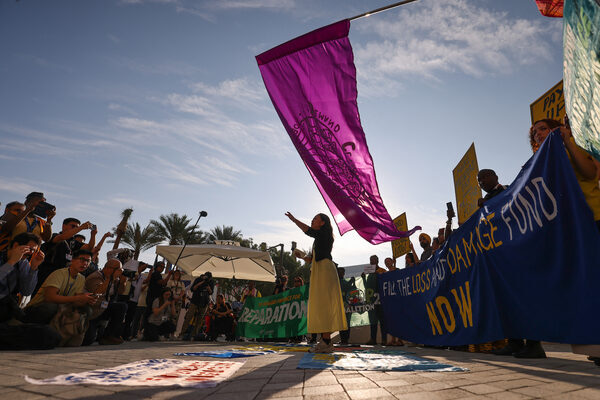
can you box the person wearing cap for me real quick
[418,233,433,261]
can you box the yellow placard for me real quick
[391,213,410,259]
[530,80,565,124]
[452,143,481,225]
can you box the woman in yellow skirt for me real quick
[286,212,348,353]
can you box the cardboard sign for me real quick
[530,80,565,124]
[452,143,481,225]
[391,213,410,259]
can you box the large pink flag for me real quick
[257,20,419,244]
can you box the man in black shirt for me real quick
[181,272,213,340]
[477,169,506,207]
[480,169,545,359]
[147,262,171,304]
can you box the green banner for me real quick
[340,274,381,327]
[235,285,308,338]
[564,0,600,161]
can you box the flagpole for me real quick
[349,0,419,21]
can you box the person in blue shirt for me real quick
[0,232,61,350]
[0,233,44,305]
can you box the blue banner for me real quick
[379,132,600,346]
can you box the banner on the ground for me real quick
[392,213,410,259]
[236,285,308,338]
[298,350,467,371]
[340,273,380,327]
[257,20,420,244]
[564,0,600,161]
[530,80,565,124]
[380,131,600,346]
[452,143,481,225]
[25,359,244,388]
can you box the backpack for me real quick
[49,304,91,347]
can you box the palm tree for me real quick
[113,222,163,260]
[209,225,243,243]
[150,213,207,245]
[112,208,134,249]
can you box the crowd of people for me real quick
[0,194,241,349]
[1,119,598,367]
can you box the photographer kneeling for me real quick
[181,272,213,340]
[24,249,96,346]
[210,294,234,341]
[144,287,176,341]
[83,259,128,346]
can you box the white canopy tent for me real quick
[155,244,276,282]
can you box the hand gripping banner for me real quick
[257,20,419,244]
[379,131,600,346]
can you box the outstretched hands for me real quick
[285,212,296,222]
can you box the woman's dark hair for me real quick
[158,287,172,306]
[317,213,334,242]
[530,119,561,152]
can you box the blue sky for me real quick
[0,0,563,268]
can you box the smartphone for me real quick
[446,202,455,218]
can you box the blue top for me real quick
[0,259,38,300]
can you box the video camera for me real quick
[32,201,55,220]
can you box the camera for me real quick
[89,224,97,231]
[32,201,55,219]
[122,269,136,279]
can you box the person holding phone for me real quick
[144,287,176,341]
[286,211,347,353]
[35,218,97,295]
[0,233,45,308]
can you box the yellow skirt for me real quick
[307,257,348,333]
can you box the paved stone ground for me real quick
[0,341,599,399]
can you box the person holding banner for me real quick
[286,212,347,353]
[494,119,600,359]
[384,257,403,346]
[530,119,600,228]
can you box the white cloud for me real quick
[0,177,73,200]
[107,34,121,44]
[212,0,295,10]
[354,0,560,96]
[107,56,202,76]
[15,54,73,73]
[192,78,268,105]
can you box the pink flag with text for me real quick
[256,20,419,244]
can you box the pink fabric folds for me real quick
[535,0,564,17]
[257,20,419,244]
